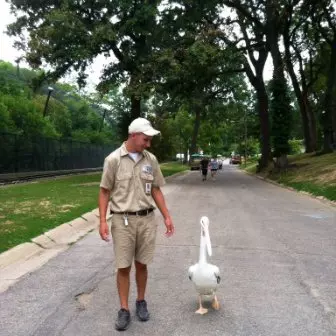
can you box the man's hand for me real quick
[164,216,175,237]
[99,221,110,242]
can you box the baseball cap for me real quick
[128,118,160,136]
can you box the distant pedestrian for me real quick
[98,117,174,331]
[200,156,210,181]
[209,158,219,180]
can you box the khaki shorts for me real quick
[110,212,158,269]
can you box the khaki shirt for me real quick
[100,143,165,212]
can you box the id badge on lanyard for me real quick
[142,164,153,195]
[145,182,152,195]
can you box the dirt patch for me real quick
[61,204,77,209]
[21,201,34,207]
[314,168,336,184]
[39,200,51,207]
[58,204,78,213]
[71,182,100,187]
[3,220,14,225]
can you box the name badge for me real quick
[145,183,152,195]
[142,165,153,174]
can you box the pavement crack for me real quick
[75,289,94,310]
[299,279,336,330]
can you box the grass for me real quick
[160,161,189,176]
[243,153,336,202]
[0,162,188,253]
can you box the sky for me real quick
[0,0,104,90]
[0,1,273,91]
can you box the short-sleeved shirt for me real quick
[100,143,165,212]
[200,158,209,170]
[209,160,218,170]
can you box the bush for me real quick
[289,139,304,154]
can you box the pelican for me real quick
[188,216,221,314]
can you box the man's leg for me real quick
[115,266,132,330]
[135,260,147,301]
[135,260,150,321]
[117,266,131,310]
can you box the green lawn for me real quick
[0,162,188,253]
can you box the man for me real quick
[99,117,174,331]
[209,157,219,180]
[200,156,209,181]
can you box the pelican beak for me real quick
[204,225,212,257]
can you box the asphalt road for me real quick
[1,164,336,336]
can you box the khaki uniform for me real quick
[100,143,165,268]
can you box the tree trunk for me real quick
[190,105,201,157]
[284,41,315,152]
[255,82,271,169]
[322,34,336,152]
[302,90,317,151]
[266,0,291,167]
[244,58,271,171]
[130,95,141,120]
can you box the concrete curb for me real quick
[0,210,101,293]
[0,171,185,293]
[242,169,336,208]
[0,170,189,293]
[164,169,190,182]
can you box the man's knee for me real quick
[118,266,131,276]
[134,260,147,271]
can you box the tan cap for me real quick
[128,118,160,136]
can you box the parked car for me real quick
[189,154,210,170]
[230,154,241,164]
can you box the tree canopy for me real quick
[3,0,336,168]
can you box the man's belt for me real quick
[110,208,154,216]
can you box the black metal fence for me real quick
[0,132,113,174]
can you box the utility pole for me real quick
[100,109,107,132]
[43,87,54,117]
[15,58,21,77]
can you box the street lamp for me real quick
[15,57,21,77]
[99,109,107,132]
[43,86,54,117]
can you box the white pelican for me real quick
[188,216,220,314]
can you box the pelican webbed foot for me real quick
[212,295,220,310]
[195,295,208,315]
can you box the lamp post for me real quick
[15,58,21,77]
[43,87,54,117]
[99,109,107,132]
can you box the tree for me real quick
[283,1,318,152]
[7,0,162,119]
[221,0,273,169]
[309,0,336,152]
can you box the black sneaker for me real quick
[136,300,150,321]
[115,308,131,331]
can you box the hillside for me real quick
[246,153,336,202]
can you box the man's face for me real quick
[132,133,153,152]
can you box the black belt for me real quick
[110,208,154,216]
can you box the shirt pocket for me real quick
[116,172,133,191]
[140,172,154,182]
